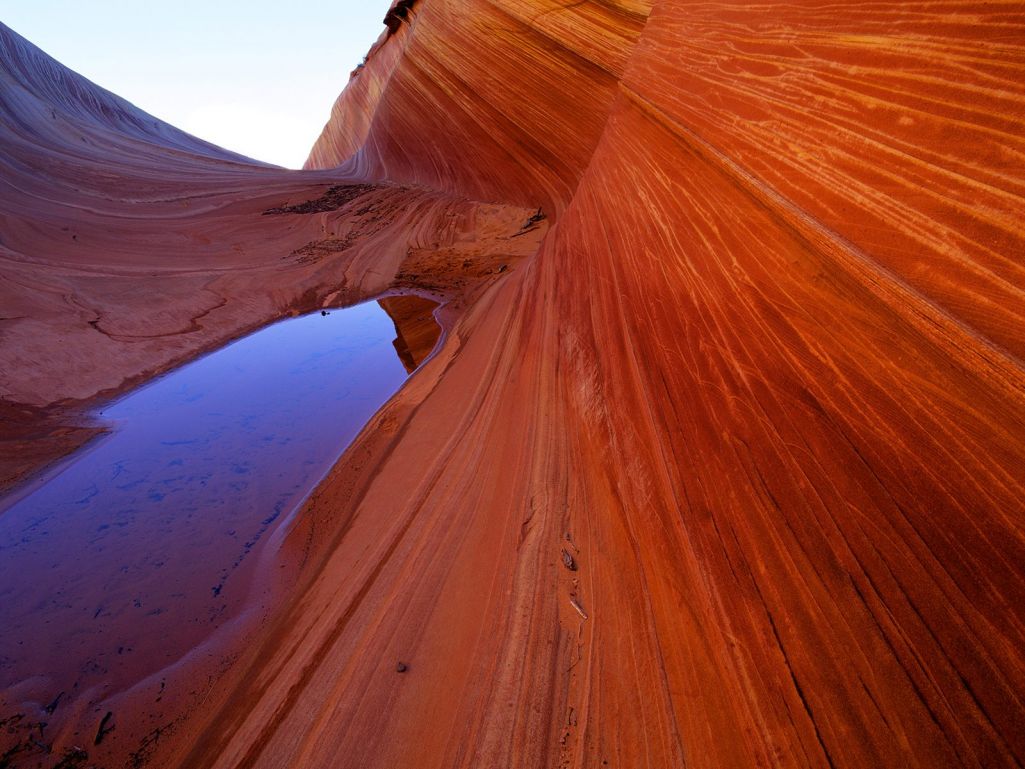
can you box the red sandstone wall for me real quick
[236,3,1025,767]
[526,4,1025,758]
[306,0,654,209]
[4,2,1025,767]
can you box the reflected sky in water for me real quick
[0,300,432,703]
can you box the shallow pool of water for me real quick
[0,297,438,713]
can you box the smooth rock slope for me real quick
[2,2,1025,768]
[0,18,543,767]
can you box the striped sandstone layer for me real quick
[0,20,543,766]
[5,2,1025,768]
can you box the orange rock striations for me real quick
[242,2,1025,768]
[3,2,1025,769]
[306,0,654,209]
[0,19,542,765]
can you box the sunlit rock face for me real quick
[3,2,1025,769]
[277,3,1025,768]
[522,5,1025,765]
[306,0,654,209]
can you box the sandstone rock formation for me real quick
[0,20,542,489]
[0,19,543,766]
[3,2,1025,768]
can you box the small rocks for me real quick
[262,184,375,216]
[561,548,577,571]
[568,596,588,620]
[55,746,89,768]
[523,207,546,228]
[93,711,114,746]
[44,691,64,715]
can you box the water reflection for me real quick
[0,298,439,721]
[379,295,445,374]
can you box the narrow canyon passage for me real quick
[2,2,1025,768]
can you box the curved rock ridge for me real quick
[306,0,654,209]
[0,17,541,414]
[0,20,543,766]
[196,2,1023,768]
[3,2,1025,769]
[0,23,260,169]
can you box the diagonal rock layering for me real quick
[2,2,1025,768]
[0,18,545,766]
[0,19,543,489]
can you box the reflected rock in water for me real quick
[378,295,441,374]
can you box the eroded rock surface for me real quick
[3,2,1025,768]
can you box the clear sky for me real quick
[2,1,390,168]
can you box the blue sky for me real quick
[2,1,390,167]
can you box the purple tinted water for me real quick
[0,299,436,710]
